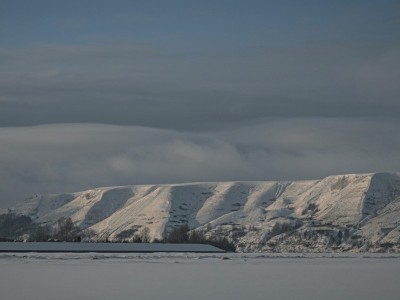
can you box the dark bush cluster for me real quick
[0,213,83,242]
[0,212,32,240]
[164,224,236,252]
[52,217,81,242]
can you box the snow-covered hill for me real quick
[12,172,400,252]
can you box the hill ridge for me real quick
[10,172,400,252]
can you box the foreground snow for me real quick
[1,253,400,300]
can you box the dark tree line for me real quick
[161,224,236,252]
[0,212,32,241]
[33,217,81,242]
[0,212,81,242]
[54,217,81,242]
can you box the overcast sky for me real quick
[1,1,399,208]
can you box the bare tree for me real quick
[166,224,189,243]
[56,217,78,241]
[31,224,51,242]
[139,227,151,243]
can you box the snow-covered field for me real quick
[1,253,400,300]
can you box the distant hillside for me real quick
[10,172,400,252]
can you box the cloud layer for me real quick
[1,119,399,208]
[0,42,399,129]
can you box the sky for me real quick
[0,0,399,208]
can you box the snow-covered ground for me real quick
[1,253,400,300]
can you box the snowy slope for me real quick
[12,172,400,252]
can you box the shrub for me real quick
[165,224,236,252]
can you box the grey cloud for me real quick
[0,42,399,129]
[355,45,400,92]
[1,119,399,208]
